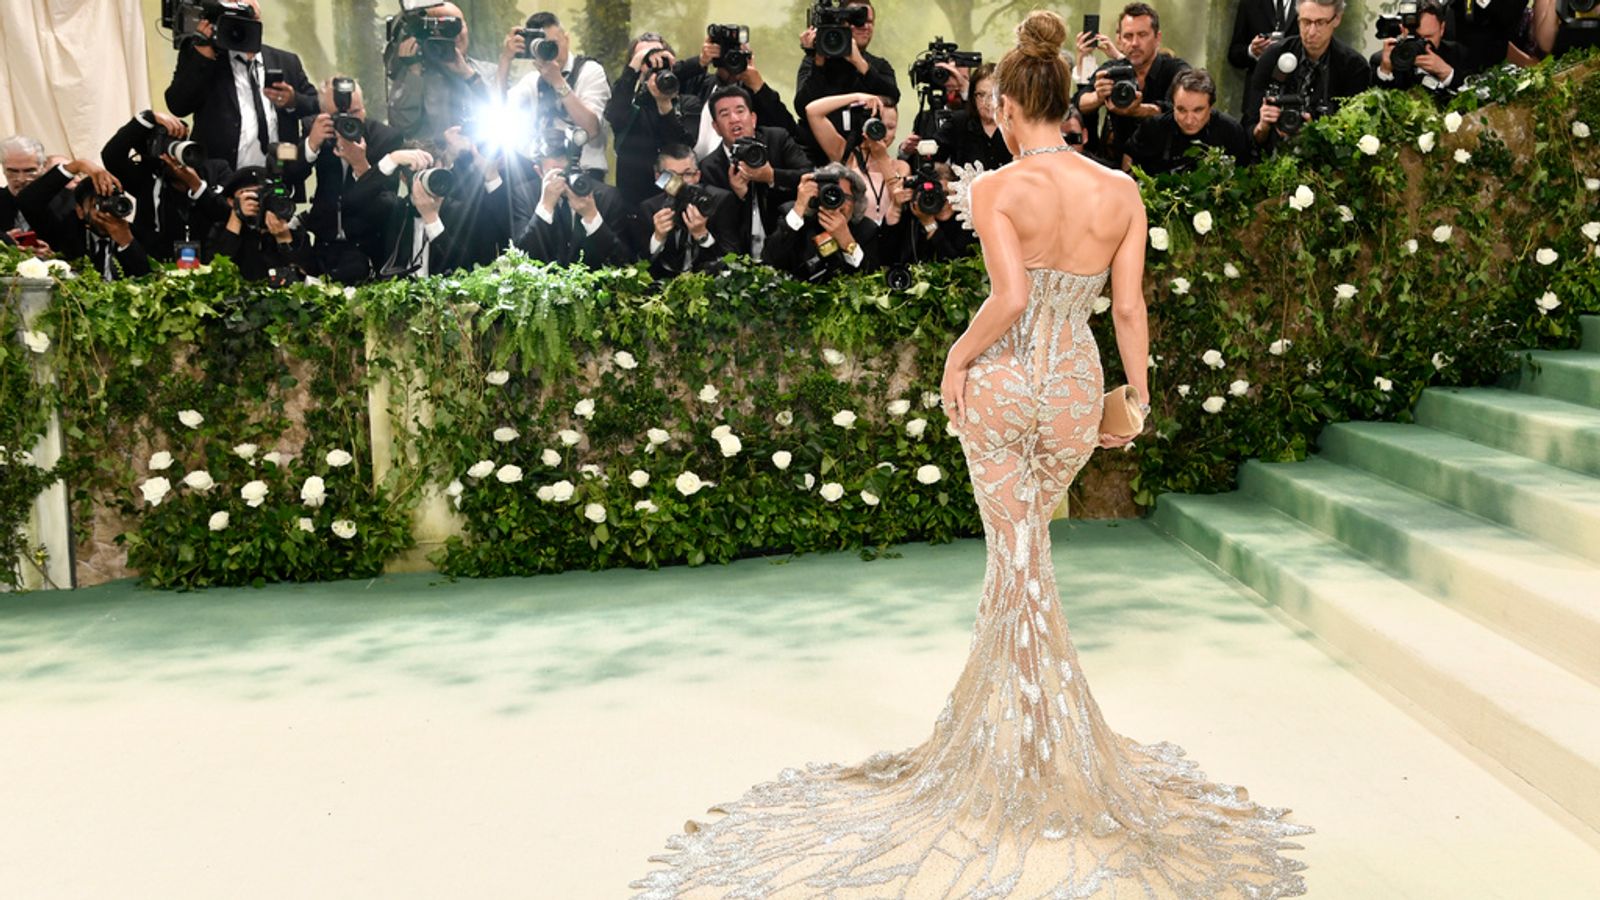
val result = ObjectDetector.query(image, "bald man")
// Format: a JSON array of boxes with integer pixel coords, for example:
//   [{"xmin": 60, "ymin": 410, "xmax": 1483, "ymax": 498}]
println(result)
[
  {"xmin": 384, "ymin": 1, "xmax": 498, "ymax": 144},
  {"xmin": 164, "ymin": 0, "xmax": 317, "ymax": 170}
]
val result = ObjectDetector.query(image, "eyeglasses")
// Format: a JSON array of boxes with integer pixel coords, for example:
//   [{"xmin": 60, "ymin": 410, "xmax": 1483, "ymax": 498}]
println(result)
[{"xmin": 1300, "ymin": 16, "xmax": 1336, "ymax": 30}]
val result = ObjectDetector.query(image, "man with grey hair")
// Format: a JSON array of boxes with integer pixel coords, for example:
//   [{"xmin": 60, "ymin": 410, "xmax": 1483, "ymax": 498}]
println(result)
[
  {"xmin": 1243, "ymin": 0, "xmax": 1370, "ymax": 153},
  {"xmin": 762, "ymin": 162, "xmax": 879, "ymax": 282},
  {"xmin": 2, "ymin": 135, "xmax": 46, "ymax": 239}
]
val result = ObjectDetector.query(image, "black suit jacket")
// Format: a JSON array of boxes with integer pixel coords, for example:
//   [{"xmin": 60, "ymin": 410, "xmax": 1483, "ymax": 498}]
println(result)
[
  {"xmin": 698, "ymin": 126, "xmax": 814, "ymax": 256},
  {"xmin": 14, "ymin": 165, "xmax": 151, "ymax": 280},
  {"xmin": 636, "ymin": 183, "xmax": 740, "ymax": 279},
  {"xmin": 1228, "ymin": 0, "xmax": 1298, "ymax": 72},
  {"xmin": 516, "ymin": 181, "xmax": 639, "ymax": 268},
  {"xmin": 605, "ymin": 67, "xmax": 699, "ymax": 208},
  {"xmin": 1075, "ymin": 54, "xmax": 1191, "ymax": 168},
  {"xmin": 164, "ymin": 43, "xmax": 318, "ymax": 169},
  {"xmin": 930, "ymin": 110, "xmax": 1013, "ymax": 171},
  {"xmin": 1369, "ymin": 39, "xmax": 1470, "ymax": 98},
  {"xmin": 1448, "ymin": 0, "xmax": 1527, "ymax": 76},
  {"xmin": 301, "ymin": 118, "xmax": 406, "ymax": 281},
  {"xmin": 101, "ymin": 116, "xmax": 234, "ymax": 262},
  {"xmin": 793, "ymin": 50, "xmax": 900, "ymax": 163},
  {"xmin": 1243, "ymin": 37, "xmax": 1373, "ymax": 149},
  {"xmin": 1127, "ymin": 110, "xmax": 1254, "ymax": 174},
  {"xmin": 761, "ymin": 200, "xmax": 879, "ymax": 282},
  {"xmin": 879, "ymin": 213, "xmax": 973, "ymax": 267}
]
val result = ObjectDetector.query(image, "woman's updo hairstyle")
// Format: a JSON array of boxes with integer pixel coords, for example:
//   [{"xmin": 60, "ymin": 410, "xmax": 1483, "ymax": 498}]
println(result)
[{"xmin": 995, "ymin": 10, "xmax": 1073, "ymax": 123}]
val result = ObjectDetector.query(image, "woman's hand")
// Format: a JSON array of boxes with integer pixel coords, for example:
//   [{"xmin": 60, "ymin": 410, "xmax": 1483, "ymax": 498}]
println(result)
[
  {"xmin": 1097, "ymin": 431, "xmax": 1136, "ymax": 449},
  {"xmin": 940, "ymin": 355, "xmax": 968, "ymax": 424}
]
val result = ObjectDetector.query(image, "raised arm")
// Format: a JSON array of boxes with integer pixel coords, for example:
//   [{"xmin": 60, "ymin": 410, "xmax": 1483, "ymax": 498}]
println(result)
[
  {"xmin": 805, "ymin": 92, "xmax": 874, "ymax": 163},
  {"xmin": 940, "ymin": 174, "xmax": 1030, "ymax": 419}
]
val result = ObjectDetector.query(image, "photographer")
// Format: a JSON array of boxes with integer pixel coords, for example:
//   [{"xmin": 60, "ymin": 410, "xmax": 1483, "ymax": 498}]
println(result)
[
  {"xmin": 606, "ymin": 33, "xmax": 699, "ymax": 207},
  {"xmin": 386, "ymin": 1, "xmax": 496, "ymax": 144},
  {"xmin": 17, "ymin": 159, "xmax": 150, "ymax": 280},
  {"xmin": 762, "ymin": 163, "xmax": 878, "ymax": 282},
  {"xmin": 804, "ymin": 93, "xmax": 908, "ymax": 226},
  {"xmin": 164, "ymin": 0, "xmax": 318, "ymax": 170},
  {"xmin": 100, "ymin": 111, "xmax": 233, "ymax": 264},
  {"xmin": 926, "ymin": 63, "xmax": 1012, "ymax": 171},
  {"xmin": 902, "ymin": 40, "xmax": 979, "ymax": 145},
  {"xmin": 1449, "ymin": 0, "xmax": 1528, "ymax": 76},
  {"xmin": 1229, "ymin": 0, "xmax": 1298, "ymax": 76},
  {"xmin": 300, "ymin": 77, "xmax": 407, "ymax": 282},
  {"xmin": 880, "ymin": 156, "xmax": 972, "ymax": 269},
  {"xmin": 1074, "ymin": 4, "xmax": 1191, "ymax": 168},
  {"xmin": 636, "ymin": 145, "xmax": 739, "ymax": 279},
  {"xmin": 502, "ymin": 12, "xmax": 610, "ymax": 182},
  {"xmin": 375, "ymin": 149, "xmax": 463, "ymax": 277},
  {"xmin": 2, "ymin": 135, "xmax": 47, "ymax": 250},
  {"xmin": 1126, "ymin": 69, "xmax": 1252, "ymax": 175},
  {"xmin": 1244, "ymin": 0, "xmax": 1371, "ymax": 152},
  {"xmin": 517, "ymin": 132, "xmax": 637, "ymax": 267},
  {"xmin": 207, "ymin": 166, "xmax": 308, "ymax": 282},
  {"xmin": 793, "ymin": 0, "xmax": 901, "ymax": 164},
  {"xmin": 681, "ymin": 24, "xmax": 800, "ymax": 146},
  {"xmin": 1373, "ymin": 1, "xmax": 1467, "ymax": 97},
  {"xmin": 698, "ymin": 85, "xmax": 815, "ymax": 258}
]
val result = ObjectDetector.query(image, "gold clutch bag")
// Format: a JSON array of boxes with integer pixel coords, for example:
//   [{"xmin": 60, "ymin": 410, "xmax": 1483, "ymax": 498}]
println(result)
[{"xmin": 1099, "ymin": 385, "xmax": 1146, "ymax": 439}]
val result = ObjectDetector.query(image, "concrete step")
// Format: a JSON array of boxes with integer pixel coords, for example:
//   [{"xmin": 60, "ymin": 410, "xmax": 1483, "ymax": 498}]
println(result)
[
  {"xmin": 1507, "ymin": 350, "xmax": 1600, "ymax": 409},
  {"xmin": 1414, "ymin": 387, "xmax": 1600, "ymax": 479},
  {"xmin": 1241, "ymin": 457, "xmax": 1600, "ymax": 687},
  {"xmin": 1153, "ymin": 492, "xmax": 1600, "ymax": 835},
  {"xmin": 1318, "ymin": 422, "xmax": 1600, "ymax": 565},
  {"xmin": 1582, "ymin": 315, "xmax": 1600, "ymax": 353}
]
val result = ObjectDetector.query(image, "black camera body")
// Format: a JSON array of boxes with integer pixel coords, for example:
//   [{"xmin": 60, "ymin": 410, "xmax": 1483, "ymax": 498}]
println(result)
[
  {"xmin": 1264, "ymin": 89, "xmax": 1306, "ymax": 136},
  {"xmin": 731, "ymin": 136, "xmax": 769, "ymax": 169},
  {"xmin": 162, "ymin": 0, "xmax": 262, "ymax": 53},
  {"xmin": 642, "ymin": 48, "xmax": 679, "ymax": 96},
  {"xmin": 809, "ymin": 0, "xmax": 870, "ymax": 59},
  {"xmin": 415, "ymin": 166, "xmax": 455, "ymax": 198},
  {"xmin": 1096, "ymin": 59, "xmax": 1140, "ymax": 110},
  {"xmin": 813, "ymin": 172, "xmax": 849, "ymax": 211},
  {"xmin": 386, "ymin": 5, "xmax": 462, "ymax": 66},
  {"xmin": 707, "ymin": 24, "xmax": 751, "ymax": 75},
  {"xmin": 910, "ymin": 38, "xmax": 981, "ymax": 90},
  {"xmin": 858, "ymin": 115, "xmax": 887, "ymax": 143},
  {"xmin": 95, "ymin": 194, "xmax": 135, "ymax": 218},
  {"xmin": 661, "ymin": 175, "xmax": 709, "ymax": 216},
  {"xmin": 329, "ymin": 77, "xmax": 364, "ymax": 143},
  {"xmin": 518, "ymin": 27, "xmax": 560, "ymax": 62},
  {"xmin": 147, "ymin": 131, "xmax": 204, "ymax": 171},
  {"xmin": 1376, "ymin": 2, "xmax": 1428, "ymax": 76},
  {"xmin": 904, "ymin": 159, "xmax": 946, "ymax": 217}
]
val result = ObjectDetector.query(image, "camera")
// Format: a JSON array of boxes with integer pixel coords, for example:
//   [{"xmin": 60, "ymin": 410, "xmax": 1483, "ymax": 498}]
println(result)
[
  {"xmin": 642, "ymin": 47, "xmax": 678, "ymax": 96},
  {"xmin": 1096, "ymin": 59, "xmax": 1140, "ymax": 110},
  {"xmin": 385, "ymin": 1, "xmax": 462, "ymax": 67},
  {"xmin": 330, "ymin": 77, "xmax": 364, "ymax": 142},
  {"xmin": 813, "ymin": 172, "xmax": 849, "ymax": 211},
  {"xmin": 95, "ymin": 194, "xmax": 135, "ymax": 218},
  {"xmin": 415, "ymin": 166, "xmax": 455, "ymax": 197},
  {"xmin": 1375, "ymin": 1, "xmax": 1428, "ymax": 76},
  {"xmin": 808, "ymin": 0, "xmax": 870, "ymax": 59},
  {"xmin": 518, "ymin": 27, "xmax": 561, "ymax": 62},
  {"xmin": 161, "ymin": 0, "xmax": 263, "ymax": 53},
  {"xmin": 147, "ymin": 132, "xmax": 204, "ymax": 170},
  {"xmin": 261, "ymin": 141, "xmax": 298, "ymax": 221},
  {"xmin": 858, "ymin": 114, "xmax": 887, "ymax": 143},
  {"xmin": 1264, "ymin": 91, "xmax": 1306, "ymax": 136},
  {"xmin": 707, "ymin": 24, "xmax": 751, "ymax": 75},
  {"xmin": 731, "ymin": 135, "xmax": 769, "ymax": 168},
  {"xmin": 909, "ymin": 38, "xmax": 981, "ymax": 90},
  {"xmin": 543, "ymin": 129, "xmax": 595, "ymax": 197},
  {"xmin": 904, "ymin": 159, "xmax": 946, "ymax": 217},
  {"xmin": 658, "ymin": 173, "xmax": 709, "ymax": 215}
]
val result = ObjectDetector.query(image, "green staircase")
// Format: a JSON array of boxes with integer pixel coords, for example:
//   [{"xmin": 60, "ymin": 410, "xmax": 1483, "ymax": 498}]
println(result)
[{"xmin": 1154, "ymin": 315, "xmax": 1600, "ymax": 838}]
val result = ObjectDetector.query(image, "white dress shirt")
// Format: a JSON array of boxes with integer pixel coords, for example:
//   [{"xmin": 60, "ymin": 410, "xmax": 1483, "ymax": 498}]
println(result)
[
  {"xmin": 508, "ymin": 56, "xmax": 612, "ymax": 171},
  {"xmin": 232, "ymin": 53, "xmax": 279, "ymax": 169}
]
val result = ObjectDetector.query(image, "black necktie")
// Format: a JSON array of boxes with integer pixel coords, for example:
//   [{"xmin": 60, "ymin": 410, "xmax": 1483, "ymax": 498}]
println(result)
[{"xmin": 240, "ymin": 56, "xmax": 271, "ymax": 157}]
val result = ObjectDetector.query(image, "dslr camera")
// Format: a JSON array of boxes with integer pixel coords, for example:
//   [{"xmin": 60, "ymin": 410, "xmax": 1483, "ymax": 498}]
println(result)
[
  {"xmin": 707, "ymin": 24, "xmax": 751, "ymax": 75},
  {"xmin": 640, "ymin": 47, "xmax": 679, "ymax": 97},
  {"xmin": 95, "ymin": 194, "xmax": 136, "ymax": 219},
  {"xmin": 1375, "ymin": 1, "xmax": 1428, "ymax": 77},
  {"xmin": 146, "ymin": 130, "xmax": 205, "ymax": 171},
  {"xmin": 517, "ymin": 26, "xmax": 561, "ymax": 62},
  {"xmin": 808, "ymin": 0, "xmax": 870, "ymax": 59},
  {"xmin": 385, "ymin": 0, "xmax": 462, "ymax": 67},
  {"xmin": 330, "ymin": 77, "xmax": 364, "ymax": 143},
  {"xmin": 1263, "ymin": 89, "xmax": 1306, "ymax": 136},
  {"xmin": 161, "ymin": 0, "xmax": 262, "ymax": 53},
  {"xmin": 903, "ymin": 154, "xmax": 946, "ymax": 217},
  {"xmin": 909, "ymin": 38, "xmax": 981, "ymax": 90},
  {"xmin": 1095, "ymin": 59, "xmax": 1140, "ymax": 110},
  {"xmin": 543, "ymin": 129, "xmax": 596, "ymax": 197},
  {"xmin": 730, "ymin": 135, "xmax": 769, "ymax": 169},
  {"xmin": 812, "ymin": 172, "xmax": 849, "ymax": 211},
  {"xmin": 657, "ymin": 172, "xmax": 709, "ymax": 217}
]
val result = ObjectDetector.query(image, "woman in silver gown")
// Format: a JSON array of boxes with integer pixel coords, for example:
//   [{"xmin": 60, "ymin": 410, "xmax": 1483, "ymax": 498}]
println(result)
[{"xmin": 633, "ymin": 11, "xmax": 1312, "ymax": 897}]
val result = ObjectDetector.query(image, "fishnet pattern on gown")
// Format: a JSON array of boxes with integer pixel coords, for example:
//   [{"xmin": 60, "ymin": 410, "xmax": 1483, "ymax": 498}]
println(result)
[{"xmin": 632, "ymin": 268, "xmax": 1312, "ymax": 898}]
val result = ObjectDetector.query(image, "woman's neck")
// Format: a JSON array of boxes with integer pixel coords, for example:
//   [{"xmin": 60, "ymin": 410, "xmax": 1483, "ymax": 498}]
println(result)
[{"xmin": 1008, "ymin": 119, "xmax": 1067, "ymax": 153}]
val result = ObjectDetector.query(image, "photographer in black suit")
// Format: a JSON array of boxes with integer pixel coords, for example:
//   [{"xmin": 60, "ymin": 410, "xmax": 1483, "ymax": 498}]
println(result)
[
  {"xmin": 926, "ymin": 63, "xmax": 1012, "ymax": 171},
  {"xmin": 1244, "ymin": 0, "xmax": 1371, "ymax": 154},
  {"xmin": 1229, "ymin": 0, "xmax": 1298, "ymax": 76},
  {"xmin": 163, "ymin": 0, "xmax": 317, "ymax": 170},
  {"xmin": 1074, "ymin": 4, "xmax": 1191, "ymax": 168},
  {"xmin": 793, "ymin": 0, "xmax": 900, "ymax": 163},
  {"xmin": 1372, "ymin": 1, "xmax": 1468, "ymax": 98},
  {"xmin": 636, "ymin": 145, "xmax": 740, "ymax": 279},
  {"xmin": 100, "ymin": 111, "xmax": 233, "ymax": 264},
  {"xmin": 879, "ymin": 155, "xmax": 972, "ymax": 268},
  {"xmin": 300, "ymin": 77, "xmax": 407, "ymax": 282},
  {"xmin": 762, "ymin": 163, "xmax": 878, "ymax": 282},
  {"xmin": 697, "ymin": 86, "xmax": 814, "ymax": 258},
  {"xmin": 517, "ymin": 132, "xmax": 638, "ymax": 268},
  {"xmin": 207, "ymin": 166, "xmax": 309, "ymax": 282},
  {"xmin": 375, "ymin": 149, "xmax": 462, "ymax": 278},
  {"xmin": 16, "ymin": 159, "xmax": 151, "ymax": 280},
  {"xmin": 1126, "ymin": 69, "xmax": 1253, "ymax": 174},
  {"xmin": 606, "ymin": 33, "xmax": 699, "ymax": 207}
]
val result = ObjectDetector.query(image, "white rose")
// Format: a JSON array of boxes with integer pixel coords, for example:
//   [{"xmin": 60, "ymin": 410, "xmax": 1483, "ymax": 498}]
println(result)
[
  {"xmin": 574, "ymin": 398, "xmax": 596, "ymax": 419},
  {"xmin": 1357, "ymin": 134, "xmax": 1381, "ymax": 156},
  {"xmin": 860, "ymin": 490, "xmax": 880, "ymax": 506},
  {"xmin": 832, "ymin": 410, "xmax": 858, "ymax": 429},
  {"xmin": 1307, "ymin": 360, "xmax": 1322, "ymax": 375},
  {"xmin": 698, "ymin": 384, "xmax": 720, "ymax": 403},
  {"xmin": 1171, "ymin": 277, "xmax": 1191, "ymax": 295},
  {"xmin": 1192, "ymin": 210, "xmax": 1213, "ymax": 235},
  {"xmin": 1432, "ymin": 225, "xmax": 1453, "ymax": 243},
  {"xmin": 208, "ymin": 511, "xmax": 230, "ymax": 532},
  {"xmin": 182, "ymin": 469, "xmax": 215, "ymax": 492},
  {"xmin": 536, "ymin": 485, "xmax": 556, "ymax": 502},
  {"xmin": 16, "ymin": 257, "xmax": 50, "ymax": 280},
  {"xmin": 1148, "ymin": 227, "xmax": 1169, "ymax": 251},
  {"xmin": 915, "ymin": 464, "xmax": 942, "ymax": 485},
  {"xmin": 1432, "ymin": 352, "xmax": 1452, "ymax": 370},
  {"xmin": 1444, "ymin": 111, "xmax": 1463, "ymax": 133},
  {"xmin": 300, "ymin": 475, "xmax": 327, "ymax": 507},
  {"xmin": 771, "ymin": 450, "xmax": 793, "ymax": 470},
  {"xmin": 140, "ymin": 476, "xmax": 172, "ymax": 506},
  {"xmin": 613, "ymin": 350, "xmax": 638, "ymax": 370},
  {"xmin": 584, "ymin": 503, "xmax": 607, "ymax": 524},
  {"xmin": 493, "ymin": 427, "xmax": 520, "ymax": 443},
  {"xmin": 1269, "ymin": 339, "xmax": 1292, "ymax": 356},
  {"xmin": 149, "ymin": 451, "xmax": 174, "ymax": 471},
  {"xmin": 331, "ymin": 519, "xmax": 357, "ymax": 539},
  {"xmin": 1583, "ymin": 222, "xmax": 1600, "ymax": 243},
  {"xmin": 178, "ymin": 409, "xmax": 204, "ymax": 429},
  {"xmin": 711, "ymin": 424, "xmax": 733, "ymax": 440},
  {"xmin": 646, "ymin": 428, "xmax": 670, "ymax": 445},
  {"xmin": 297, "ymin": 517, "xmax": 315, "ymax": 533},
  {"xmin": 1588, "ymin": 178, "xmax": 1600, "ymax": 192},
  {"xmin": 803, "ymin": 473, "xmax": 816, "ymax": 490},
  {"xmin": 1201, "ymin": 349, "xmax": 1225, "ymax": 370},
  {"xmin": 240, "ymin": 480, "xmax": 269, "ymax": 508},
  {"xmin": 20, "ymin": 330, "xmax": 50, "ymax": 353},
  {"xmin": 775, "ymin": 410, "xmax": 794, "ymax": 426},
  {"xmin": 1201, "ymin": 396, "xmax": 1226, "ymax": 414},
  {"xmin": 537, "ymin": 448, "xmax": 558, "ymax": 467},
  {"xmin": 1223, "ymin": 263, "xmax": 1241, "ymax": 280},
  {"xmin": 1575, "ymin": 121, "xmax": 1592, "ymax": 139},
  {"xmin": 484, "ymin": 370, "xmax": 511, "ymax": 386},
  {"xmin": 496, "ymin": 464, "xmax": 523, "ymax": 484},
  {"xmin": 887, "ymin": 399, "xmax": 911, "ymax": 417},
  {"xmin": 634, "ymin": 499, "xmax": 658, "ymax": 514},
  {"xmin": 1536, "ymin": 291, "xmax": 1561, "ymax": 314},
  {"xmin": 822, "ymin": 348, "xmax": 846, "ymax": 366},
  {"xmin": 1418, "ymin": 131, "xmax": 1436, "ymax": 153},
  {"xmin": 1337, "ymin": 205, "xmax": 1355, "ymax": 224},
  {"xmin": 1405, "ymin": 238, "xmax": 1419, "ymax": 254},
  {"xmin": 675, "ymin": 471, "xmax": 706, "ymax": 496},
  {"xmin": 579, "ymin": 464, "xmax": 602, "ymax": 479},
  {"xmin": 1177, "ymin": 384, "xmax": 1191, "ymax": 397},
  {"xmin": 1289, "ymin": 184, "xmax": 1315, "ymax": 211},
  {"xmin": 922, "ymin": 390, "xmax": 942, "ymax": 409},
  {"xmin": 549, "ymin": 479, "xmax": 576, "ymax": 502},
  {"xmin": 629, "ymin": 469, "xmax": 650, "ymax": 487},
  {"xmin": 1229, "ymin": 379, "xmax": 1251, "ymax": 397},
  {"xmin": 326, "ymin": 449, "xmax": 354, "ymax": 468},
  {"xmin": 903, "ymin": 418, "xmax": 927, "ymax": 439},
  {"xmin": 1454, "ymin": 148, "xmax": 1472, "ymax": 164},
  {"xmin": 716, "ymin": 434, "xmax": 743, "ymax": 457},
  {"xmin": 446, "ymin": 479, "xmax": 463, "ymax": 497},
  {"xmin": 467, "ymin": 460, "xmax": 495, "ymax": 479},
  {"xmin": 1374, "ymin": 376, "xmax": 1394, "ymax": 392},
  {"xmin": 262, "ymin": 451, "xmax": 285, "ymax": 466},
  {"xmin": 558, "ymin": 429, "xmax": 582, "ymax": 447},
  {"xmin": 819, "ymin": 482, "xmax": 845, "ymax": 502},
  {"xmin": 1334, "ymin": 283, "xmax": 1357, "ymax": 302},
  {"xmin": 1535, "ymin": 247, "xmax": 1559, "ymax": 266},
  {"xmin": 1092, "ymin": 295, "xmax": 1112, "ymax": 314}
]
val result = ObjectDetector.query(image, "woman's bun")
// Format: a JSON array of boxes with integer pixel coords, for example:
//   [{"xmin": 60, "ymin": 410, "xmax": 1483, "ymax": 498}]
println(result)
[{"xmin": 1015, "ymin": 10, "xmax": 1068, "ymax": 61}]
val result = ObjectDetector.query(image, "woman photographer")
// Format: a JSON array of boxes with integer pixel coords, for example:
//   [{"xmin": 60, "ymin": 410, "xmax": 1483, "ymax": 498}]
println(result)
[{"xmin": 803, "ymin": 91, "xmax": 908, "ymax": 226}]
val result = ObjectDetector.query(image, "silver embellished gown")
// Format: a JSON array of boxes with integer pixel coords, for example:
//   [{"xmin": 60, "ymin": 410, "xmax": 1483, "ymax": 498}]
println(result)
[{"xmin": 632, "ymin": 188, "xmax": 1312, "ymax": 900}]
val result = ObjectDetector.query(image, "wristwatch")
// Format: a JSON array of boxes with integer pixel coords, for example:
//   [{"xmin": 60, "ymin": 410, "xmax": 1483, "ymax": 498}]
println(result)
[{"xmin": 555, "ymin": 81, "xmax": 572, "ymax": 98}]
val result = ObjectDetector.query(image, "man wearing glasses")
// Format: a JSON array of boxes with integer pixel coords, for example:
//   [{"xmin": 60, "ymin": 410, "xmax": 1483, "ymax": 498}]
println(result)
[
  {"xmin": 636, "ymin": 144, "xmax": 739, "ymax": 279},
  {"xmin": 1243, "ymin": 0, "xmax": 1371, "ymax": 152}
]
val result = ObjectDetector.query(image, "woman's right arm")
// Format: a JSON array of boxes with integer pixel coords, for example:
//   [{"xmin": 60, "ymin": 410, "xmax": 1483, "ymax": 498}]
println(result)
[
  {"xmin": 1109, "ymin": 180, "xmax": 1151, "ymax": 409},
  {"xmin": 804, "ymin": 93, "xmax": 869, "ymax": 163}
]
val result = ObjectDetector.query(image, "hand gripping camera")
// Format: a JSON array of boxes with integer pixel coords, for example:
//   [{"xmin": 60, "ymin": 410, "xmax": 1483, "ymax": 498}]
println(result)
[
  {"xmin": 707, "ymin": 24, "xmax": 751, "ymax": 75},
  {"xmin": 1095, "ymin": 59, "xmax": 1140, "ymax": 110},
  {"xmin": 730, "ymin": 135, "xmax": 769, "ymax": 169},
  {"xmin": 641, "ymin": 47, "xmax": 679, "ymax": 96},
  {"xmin": 1375, "ymin": 1, "xmax": 1428, "ymax": 77},
  {"xmin": 161, "ymin": 0, "xmax": 263, "ymax": 53},
  {"xmin": 517, "ymin": 26, "xmax": 561, "ymax": 62},
  {"xmin": 385, "ymin": 0, "xmax": 463, "ymax": 67},
  {"xmin": 331, "ymin": 77, "xmax": 364, "ymax": 143},
  {"xmin": 812, "ymin": 172, "xmax": 849, "ymax": 211},
  {"xmin": 808, "ymin": 0, "xmax": 870, "ymax": 59}
]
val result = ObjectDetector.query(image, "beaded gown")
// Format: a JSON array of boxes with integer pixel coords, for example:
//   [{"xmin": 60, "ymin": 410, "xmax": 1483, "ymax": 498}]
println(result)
[{"xmin": 631, "ymin": 164, "xmax": 1312, "ymax": 899}]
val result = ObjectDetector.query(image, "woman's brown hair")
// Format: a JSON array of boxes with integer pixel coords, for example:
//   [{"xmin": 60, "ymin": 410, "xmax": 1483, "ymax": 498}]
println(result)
[{"xmin": 993, "ymin": 10, "xmax": 1073, "ymax": 123}]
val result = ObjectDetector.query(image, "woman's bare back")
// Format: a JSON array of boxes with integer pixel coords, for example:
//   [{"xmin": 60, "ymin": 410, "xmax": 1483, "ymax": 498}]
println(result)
[{"xmin": 982, "ymin": 152, "xmax": 1141, "ymax": 276}]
